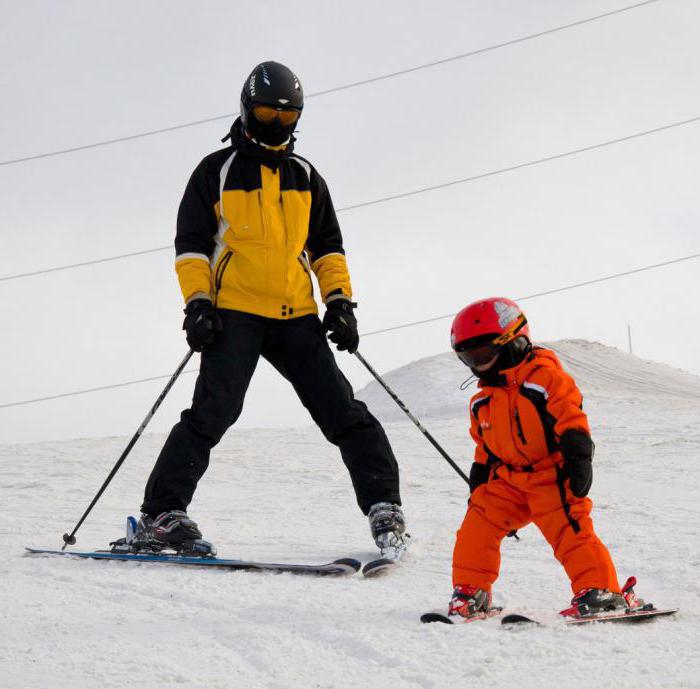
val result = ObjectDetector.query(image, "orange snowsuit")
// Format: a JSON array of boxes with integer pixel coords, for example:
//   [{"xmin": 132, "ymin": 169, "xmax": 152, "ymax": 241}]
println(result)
[{"xmin": 452, "ymin": 347, "xmax": 620, "ymax": 594}]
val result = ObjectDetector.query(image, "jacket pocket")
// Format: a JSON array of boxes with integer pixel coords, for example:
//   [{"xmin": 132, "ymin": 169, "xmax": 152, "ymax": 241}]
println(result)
[
  {"xmin": 281, "ymin": 188, "xmax": 312, "ymax": 242},
  {"xmin": 220, "ymin": 190, "xmax": 265, "ymax": 242},
  {"xmin": 297, "ymin": 252, "xmax": 315, "ymax": 299},
  {"xmin": 213, "ymin": 250, "xmax": 234, "ymax": 306}
]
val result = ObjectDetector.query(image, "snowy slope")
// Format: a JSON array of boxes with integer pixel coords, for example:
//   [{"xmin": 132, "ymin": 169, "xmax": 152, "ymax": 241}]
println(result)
[
  {"xmin": 356, "ymin": 339, "xmax": 700, "ymax": 423},
  {"xmin": 2, "ymin": 341, "xmax": 699, "ymax": 689}
]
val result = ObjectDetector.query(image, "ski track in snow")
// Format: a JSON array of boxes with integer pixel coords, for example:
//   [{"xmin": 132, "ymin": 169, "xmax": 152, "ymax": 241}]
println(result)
[{"xmin": 1, "ymin": 341, "xmax": 699, "ymax": 689}]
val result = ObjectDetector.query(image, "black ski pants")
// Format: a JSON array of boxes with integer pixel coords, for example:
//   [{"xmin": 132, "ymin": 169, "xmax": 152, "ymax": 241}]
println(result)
[{"xmin": 142, "ymin": 310, "xmax": 401, "ymax": 517}]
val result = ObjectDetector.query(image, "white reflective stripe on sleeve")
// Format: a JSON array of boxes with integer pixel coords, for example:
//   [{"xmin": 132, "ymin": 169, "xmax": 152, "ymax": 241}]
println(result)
[
  {"xmin": 311, "ymin": 252, "xmax": 345, "ymax": 269},
  {"xmin": 175, "ymin": 253, "xmax": 209, "ymax": 265},
  {"xmin": 186, "ymin": 292, "xmax": 211, "ymax": 304},
  {"xmin": 175, "ymin": 252, "xmax": 209, "ymax": 265},
  {"xmin": 522, "ymin": 381, "xmax": 549, "ymax": 399}
]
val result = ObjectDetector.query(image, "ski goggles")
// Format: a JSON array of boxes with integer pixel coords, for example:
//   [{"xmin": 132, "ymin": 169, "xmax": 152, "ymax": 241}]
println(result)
[
  {"xmin": 455, "ymin": 342, "xmax": 501, "ymax": 369},
  {"xmin": 454, "ymin": 314, "xmax": 528, "ymax": 368},
  {"xmin": 252, "ymin": 104, "xmax": 300, "ymax": 126}
]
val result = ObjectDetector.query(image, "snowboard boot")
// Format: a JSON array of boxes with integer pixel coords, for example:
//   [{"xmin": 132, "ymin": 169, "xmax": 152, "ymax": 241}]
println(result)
[
  {"xmin": 368, "ymin": 502, "xmax": 408, "ymax": 555},
  {"xmin": 560, "ymin": 587, "xmax": 628, "ymax": 618},
  {"xmin": 131, "ymin": 511, "xmax": 215, "ymax": 556},
  {"xmin": 448, "ymin": 584, "xmax": 492, "ymax": 621}
]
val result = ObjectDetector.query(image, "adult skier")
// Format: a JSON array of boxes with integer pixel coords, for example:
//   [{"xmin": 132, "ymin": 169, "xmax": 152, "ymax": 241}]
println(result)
[
  {"xmin": 444, "ymin": 297, "xmax": 642, "ymax": 620},
  {"xmin": 132, "ymin": 61, "xmax": 406, "ymax": 556}
]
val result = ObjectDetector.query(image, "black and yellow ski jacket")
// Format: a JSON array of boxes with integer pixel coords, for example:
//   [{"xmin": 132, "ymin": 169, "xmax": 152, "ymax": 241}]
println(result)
[{"xmin": 174, "ymin": 123, "xmax": 352, "ymax": 320}]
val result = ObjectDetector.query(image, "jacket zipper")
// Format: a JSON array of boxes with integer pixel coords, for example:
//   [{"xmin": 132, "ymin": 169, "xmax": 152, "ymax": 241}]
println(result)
[{"xmin": 213, "ymin": 250, "xmax": 233, "ymax": 306}]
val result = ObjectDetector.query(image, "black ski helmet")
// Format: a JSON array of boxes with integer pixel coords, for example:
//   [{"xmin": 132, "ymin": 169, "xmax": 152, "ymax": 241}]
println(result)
[{"xmin": 240, "ymin": 61, "xmax": 304, "ymax": 146}]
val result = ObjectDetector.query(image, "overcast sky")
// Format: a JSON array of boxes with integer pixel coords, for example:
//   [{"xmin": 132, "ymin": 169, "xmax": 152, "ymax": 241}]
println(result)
[{"xmin": 1, "ymin": 0, "xmax": 698, "ymax": 444}]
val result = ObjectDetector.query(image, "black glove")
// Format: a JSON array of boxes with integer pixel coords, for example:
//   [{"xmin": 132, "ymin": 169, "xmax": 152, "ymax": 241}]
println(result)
[
  {"xmin": 560, "ymin": 429, "xmax": 594, "ymax": 498},
  {"xmin": 469, "ymin": 461, "xmax": 490, "ymax": 493},
  {"xmin": 322, "ymin": 296, "xmax": 359, "ymax": 353},
  {"xmin": 182, "ymin": 298, "xmax": 222, "ymax": 352}
]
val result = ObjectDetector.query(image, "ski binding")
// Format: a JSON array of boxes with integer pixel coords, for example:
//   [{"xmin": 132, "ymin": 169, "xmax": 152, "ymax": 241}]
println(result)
[{"xmin": 362, "ymin": 533, "xmax": 411, "ymax": 577}]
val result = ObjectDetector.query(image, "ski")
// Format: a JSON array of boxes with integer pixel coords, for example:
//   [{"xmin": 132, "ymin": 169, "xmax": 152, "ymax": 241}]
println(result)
[
  {"xmin": 25, "ymin": 547, "xmax": 361, "ymax": 576},
  {"xmin": 502, "ymin": 607, "xmax": 678, "ymax": 627},
  {"xmin": 362, "ymin": 535, "xmax": 411, "ymax": 578},
  {"xmin": 501, "ymin": 613, "xmax": 542, "ymax": 626},
  {"xmin": 564, "ymin": 607, "xmax": 678, "ymax": 625},
  {"xmin": 421, "ymin": 607, "xmax": 503, "ymax": 625}
]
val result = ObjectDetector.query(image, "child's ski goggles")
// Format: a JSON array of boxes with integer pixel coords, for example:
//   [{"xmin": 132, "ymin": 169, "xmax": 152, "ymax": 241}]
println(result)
[
  {"xmin": 454, "ymin": 314, "xmax": 528, "ymax": 368},
  {"xmin": 455, "ymin": 342, "xmax": 500, "ymax": 369}
]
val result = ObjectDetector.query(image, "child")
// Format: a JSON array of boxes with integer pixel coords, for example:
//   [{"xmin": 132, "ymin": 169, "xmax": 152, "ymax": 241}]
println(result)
[{"xmin": 446, "ymin": 297, "xmax": 639, "ymax": 621}]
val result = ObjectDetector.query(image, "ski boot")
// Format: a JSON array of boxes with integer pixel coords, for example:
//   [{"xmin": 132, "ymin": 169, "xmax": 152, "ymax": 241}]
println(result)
[
  {"xmin": 621, "ymin": 576, "xmax": 646, "ymax": 610},
  {"xmin": 448, "ymin": 584, "xmax": 493, "ymax": 622},
  {"xmin": 111, "ymin": 511, "xmax": 216, "ymax": 556},
  {"xmin": 368, "ymin": 502, "xmax": 409, "ymax": 558},
  {"xmin": 560, "ymin": 586, "xmax": 628, "ymax": 619}
]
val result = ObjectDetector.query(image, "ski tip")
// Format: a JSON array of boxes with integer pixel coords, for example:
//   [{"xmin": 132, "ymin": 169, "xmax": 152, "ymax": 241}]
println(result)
[
  {"xmin": 25, "ymin": 547, "xmax": 56, "ymax": 555},
  {"xmin": 331, "ymin": 558, "xmax": 362, "ymax": 573},
  {"xmin": 420, "ymin": 611, "xmax": 453, "ymax": 624},
  {"xmin": 501, "ymin": 613, "xmax": 540, "ymax": 626},
  {"xmin": 362, "ymin": 558, "xmax": 397, "ymax": 577}
]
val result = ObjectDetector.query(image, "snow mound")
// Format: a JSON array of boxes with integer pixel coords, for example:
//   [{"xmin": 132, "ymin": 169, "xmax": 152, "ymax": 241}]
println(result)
[{"xmin": 357, "ymin": 339, "xmax": 700, "ymax": 423}]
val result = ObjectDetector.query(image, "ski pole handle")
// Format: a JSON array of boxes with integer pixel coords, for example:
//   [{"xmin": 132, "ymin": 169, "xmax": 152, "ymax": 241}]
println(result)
[
  {"xmin": 61, "ymin": 349, "xmax": 195, "ymax": 549},
  {"xmin": 353, "ymin": 350, "xmax": 470, "ymax": 485}
]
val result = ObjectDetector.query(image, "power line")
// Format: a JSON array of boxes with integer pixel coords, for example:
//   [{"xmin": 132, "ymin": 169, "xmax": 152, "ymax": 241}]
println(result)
[
  {"xmin": 308, "ymin": 0, "xmax": 661, "ymax": 98},
  {"xmin": 3, "ymin": 111, "xmax": 699, "ymax": 284},
  {"xmin": 0, "ymin": 0, "xmax": 661, "ymax": 168},
  {"xmin": 0, "ymin": 246, "xmax": 172, "ymax": 282},
  {"xmin": 338, "ymin": 114, "xmax": 700, "ymax": 212},
  {"xmin": 361, "ymin": 250, "xmax": 700, "ymax": 336},
  {"xmin": 0, "ymin": 371, "xmax": 198, "ymax": 409},
  {"xmin": 1, "ymin": 249, "xmax": 697, "ymax": 409}
]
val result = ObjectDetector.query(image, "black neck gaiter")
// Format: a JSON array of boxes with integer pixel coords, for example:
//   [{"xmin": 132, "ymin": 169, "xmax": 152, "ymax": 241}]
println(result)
[{"xmin": 222, "ymin": 118, "xmax": 296, "ymax": 170}]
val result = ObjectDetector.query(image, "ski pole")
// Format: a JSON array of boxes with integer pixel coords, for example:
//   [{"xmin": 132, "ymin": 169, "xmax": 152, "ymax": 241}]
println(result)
[
  {"xmin": 353, "ymin": 350, "xmax": 470, "ymax": 485},
  {"xmin": 61, "ymin": 349, "xmax": 195, "ymax": 549}
]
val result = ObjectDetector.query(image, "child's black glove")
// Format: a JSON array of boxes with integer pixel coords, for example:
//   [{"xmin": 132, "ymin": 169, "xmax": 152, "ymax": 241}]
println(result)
[
  {"xmin": 560, "ymin": 429, "xmax": 595, "ymax": 498},
  {"xmin": 183, "ymin": 298, "xmax": 223, "ymax": 352},
  {"xmin": 469, "ymin": 461, "xmax": 490, "ymax": 493}
]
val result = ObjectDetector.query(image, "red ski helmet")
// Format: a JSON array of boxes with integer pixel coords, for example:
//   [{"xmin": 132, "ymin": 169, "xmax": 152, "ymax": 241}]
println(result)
[{"xmin": 451, "ymin": 297, "xmax": 530, "ymax": 369}]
